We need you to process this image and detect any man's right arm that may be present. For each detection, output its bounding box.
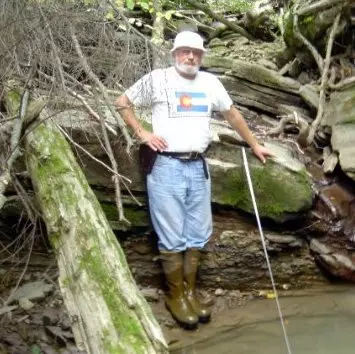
[114,94,167,151]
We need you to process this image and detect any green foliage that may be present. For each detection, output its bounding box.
[207,0,253,13]
[30,345,42,354]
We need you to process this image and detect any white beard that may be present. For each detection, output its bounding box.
[175,62,200,76]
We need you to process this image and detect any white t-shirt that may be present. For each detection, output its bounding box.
[125,66,233,152]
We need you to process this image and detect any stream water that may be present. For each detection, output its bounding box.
[171,285,355,354]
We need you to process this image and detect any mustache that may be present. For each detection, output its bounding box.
[175,62,200,75]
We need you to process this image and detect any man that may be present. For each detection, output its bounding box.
[115,31,272,329]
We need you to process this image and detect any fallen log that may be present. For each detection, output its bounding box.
[24,116,168,354]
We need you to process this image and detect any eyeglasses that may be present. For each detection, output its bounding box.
[176,48,204,57]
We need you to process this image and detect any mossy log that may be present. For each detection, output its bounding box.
[24,119,168,354]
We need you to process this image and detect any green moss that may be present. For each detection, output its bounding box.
[101,203,150,230]
[25,121,158,352]
[49,232,62,250]
[213,159,312,221]
[79,246,148,353]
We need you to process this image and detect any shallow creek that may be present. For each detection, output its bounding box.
[169,285,355,354]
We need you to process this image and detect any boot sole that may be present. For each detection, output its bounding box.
[165,303,199,330]
[199,314,211,324]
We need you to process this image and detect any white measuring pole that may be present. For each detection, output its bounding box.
[242,147,292,354]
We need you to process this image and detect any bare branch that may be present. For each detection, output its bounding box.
[56,124,131,185]
[184,0,255,40]
[328,75,355,90]
[307,13,341,145]
[37,3,66,90]
[69,26,133,152]
[3,226,36,306]
[1,66,35,211]
[293,12,324,74]
[297,0,348,16]
[37,70,117,136]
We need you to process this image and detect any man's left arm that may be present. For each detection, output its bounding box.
[222,105,273,164]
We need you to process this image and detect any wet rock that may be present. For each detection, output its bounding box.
[317,253,355,281]
[45,325,73,347]
[8,280,54,304]
[311,238,355,281]
[310,239,332,255]
[42,308,60,326]
[19,298,35,311]
[322,151,338,175]
[140,287,160,302]
[266,232,304,248]
[297,71,312,85]
[132,243,152,255]
[299,84,319,110]
[215,288,225,296]
[0,305,18,315]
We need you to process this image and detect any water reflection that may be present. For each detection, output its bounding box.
[171,286,355,354]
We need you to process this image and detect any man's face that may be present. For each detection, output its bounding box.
[173,47,204,77]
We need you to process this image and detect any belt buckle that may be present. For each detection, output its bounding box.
[189,151,199,159]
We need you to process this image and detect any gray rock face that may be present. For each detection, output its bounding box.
[202,55,311,118]
[322,87,355,181]
[331,125,355,180]
[54,110,313,223]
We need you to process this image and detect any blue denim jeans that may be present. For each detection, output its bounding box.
[147,155,212,252]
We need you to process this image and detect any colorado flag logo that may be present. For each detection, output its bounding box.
[175,92,209,113]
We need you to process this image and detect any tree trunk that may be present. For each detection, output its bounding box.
[24,118,168,354]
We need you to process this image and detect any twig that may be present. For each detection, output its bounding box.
[3,226,36,306]
[306,13,341,145]
[56,125,131,184]
[12,175,37,222]
[0,221,29,261]
[69,27,133,152]
[267,112,309,137]
[38,4,66,90]
[0,171,11,210]
[293,12,324,74]
[57,122,140,216]
[1,66,35,211]
[297,0,348,16]
[183,0,255,40]
[63,72,94,96]
[278,60,293,76]
[107,0,156,45]
[328,75,355,90]
[38,69,118,136]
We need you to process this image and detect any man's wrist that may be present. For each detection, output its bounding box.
[134,126,145,140]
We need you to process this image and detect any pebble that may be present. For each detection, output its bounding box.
[19,298,35,311]
[215,288,225,296]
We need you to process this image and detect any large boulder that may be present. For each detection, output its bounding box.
[207,139,313,222]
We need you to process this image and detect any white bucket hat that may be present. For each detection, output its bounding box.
[170,31,207,53]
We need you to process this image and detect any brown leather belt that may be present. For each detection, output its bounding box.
[158,151,209,179]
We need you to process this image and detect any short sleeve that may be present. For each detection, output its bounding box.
[125,72,154,108]
[211,76,233,112]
